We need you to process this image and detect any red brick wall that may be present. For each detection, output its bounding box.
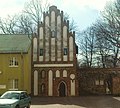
[113,77,120,95]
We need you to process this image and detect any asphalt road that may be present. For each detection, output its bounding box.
[31,96,120,108]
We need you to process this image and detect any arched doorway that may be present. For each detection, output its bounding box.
[58,82,66,97]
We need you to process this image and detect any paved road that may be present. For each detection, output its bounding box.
[31,96,120,108]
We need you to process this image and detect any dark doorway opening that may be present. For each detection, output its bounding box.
[59,82,66,97]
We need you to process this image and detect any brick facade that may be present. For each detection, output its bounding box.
[113,77,120,95]
[31,6,78,96]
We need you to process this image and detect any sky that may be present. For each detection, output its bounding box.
[0,0,114,31]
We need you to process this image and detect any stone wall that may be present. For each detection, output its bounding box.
[78,68,120,95]
[112,77,120,95]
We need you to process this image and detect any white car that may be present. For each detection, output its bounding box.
[0,91,31,108]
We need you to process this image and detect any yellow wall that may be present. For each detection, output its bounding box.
[0,49,31,95]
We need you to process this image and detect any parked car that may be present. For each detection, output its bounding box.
[0,91,31,108]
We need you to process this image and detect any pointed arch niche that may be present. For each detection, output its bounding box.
[33,38,37,61]
[58,81,67,96]
[69,36,73,61]
[45,16,50,61]
[56,70,60,77]
[63,70,67,77]
[34,70,38,96]
[48,70,53,96]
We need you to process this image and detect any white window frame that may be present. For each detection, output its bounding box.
[95,79,104,85]
[9,57,18,67]
[9,79,18,90]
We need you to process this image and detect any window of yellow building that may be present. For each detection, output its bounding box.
[9,57,18,67]
[8,79,18,90]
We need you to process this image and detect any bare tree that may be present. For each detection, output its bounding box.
[0,15,17,34]
[79,27,96,67]
[0,0,50,35]
[15,14,34,34]
[93,0,120,67]
[101,0,120,46]
[0,14,34,35]
[23,0,50,33]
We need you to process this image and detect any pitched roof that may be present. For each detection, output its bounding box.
[0,34,31,53]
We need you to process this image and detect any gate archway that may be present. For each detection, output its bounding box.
[58,82,67,97]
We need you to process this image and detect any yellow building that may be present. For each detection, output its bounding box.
[0,34,31,95]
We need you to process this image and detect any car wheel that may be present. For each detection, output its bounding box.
[15,105,20,108]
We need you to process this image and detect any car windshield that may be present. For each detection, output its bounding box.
[1,92,20,99]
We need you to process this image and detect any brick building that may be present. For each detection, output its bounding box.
[31,6,78,96]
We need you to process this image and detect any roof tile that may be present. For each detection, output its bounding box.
[0,34,31,53]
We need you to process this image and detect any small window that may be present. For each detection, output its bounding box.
[40,49,43,56]
[95,79,104,85]
[9,57,18,67]
[64,48,68,55]
[100,80,104,85]
[8,79,18,90]
[95,80,99,85]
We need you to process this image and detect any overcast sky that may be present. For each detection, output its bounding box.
[0,0,114,31]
